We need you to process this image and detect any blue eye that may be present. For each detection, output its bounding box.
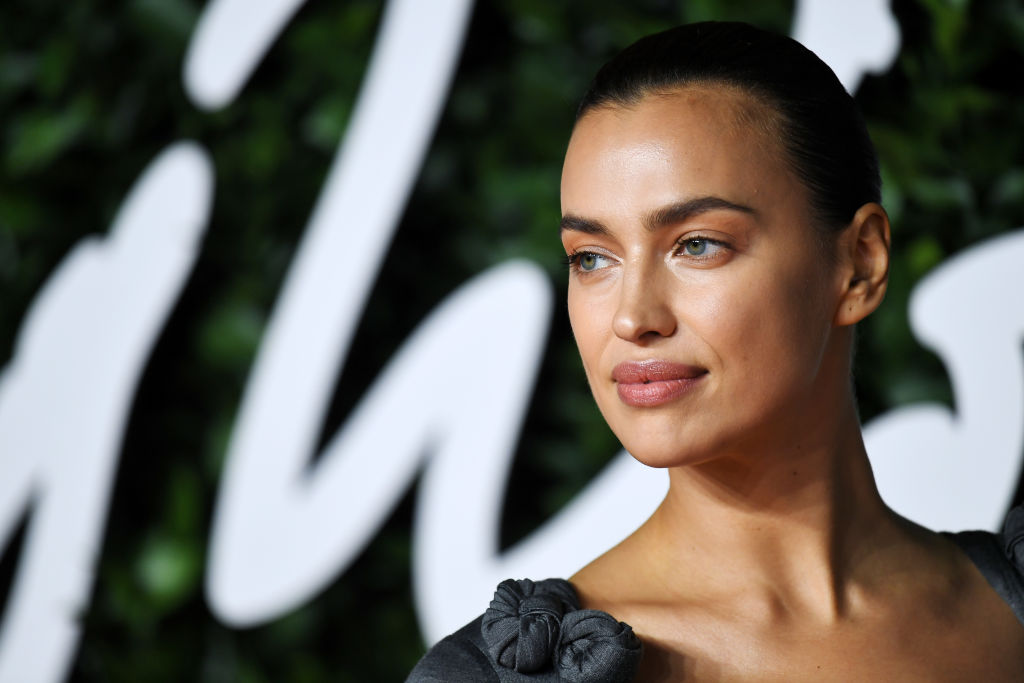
[684,239,708,255]
[677,237,726,259]
[567,251,611,273]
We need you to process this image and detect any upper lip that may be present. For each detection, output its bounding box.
[612,360,707,384]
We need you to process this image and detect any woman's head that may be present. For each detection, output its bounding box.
[576,21,881,244]
[560,23,890,467]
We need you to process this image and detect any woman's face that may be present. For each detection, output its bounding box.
[560,88,849,468]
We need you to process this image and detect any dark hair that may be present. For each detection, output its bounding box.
[576,21,881,234]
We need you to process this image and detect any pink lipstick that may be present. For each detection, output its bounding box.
[612,360,707,407]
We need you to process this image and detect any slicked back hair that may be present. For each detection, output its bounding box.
[576,22,881,237]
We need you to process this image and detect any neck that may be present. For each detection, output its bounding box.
[644,398,897,622]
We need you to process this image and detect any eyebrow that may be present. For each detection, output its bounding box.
[560,196,756,235]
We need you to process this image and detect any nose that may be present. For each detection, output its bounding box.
[611,266,677,343]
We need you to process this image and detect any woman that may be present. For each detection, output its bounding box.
[409,21,1024,682]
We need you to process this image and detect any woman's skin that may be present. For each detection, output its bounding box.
[560,87,1024,681]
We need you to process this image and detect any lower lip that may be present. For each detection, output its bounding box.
[616,376,704,407]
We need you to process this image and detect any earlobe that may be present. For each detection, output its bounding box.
[834,202,891,327]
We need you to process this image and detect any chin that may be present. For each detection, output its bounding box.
[616,429,722,470]
[626,448,719,470]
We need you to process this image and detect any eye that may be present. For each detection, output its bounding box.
[566,250,613,273]
[683,239,708,255]
[676,236,727,260]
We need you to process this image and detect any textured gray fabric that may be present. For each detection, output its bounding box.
[407,616,513,682]
[556,609,643,683]
[483,579,577,673]
[407,579,641,682]
[945,505,1024,626]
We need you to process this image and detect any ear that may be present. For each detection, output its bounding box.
[834,202,890,327]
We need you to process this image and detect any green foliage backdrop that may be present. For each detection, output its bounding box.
[1,0,1023,680]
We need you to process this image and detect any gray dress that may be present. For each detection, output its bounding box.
[407,506,1024,682]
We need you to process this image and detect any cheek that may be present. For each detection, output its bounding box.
[680,283,759,377]
[567,286,599,366]
[568,282,618,386]
[683,264,832,379]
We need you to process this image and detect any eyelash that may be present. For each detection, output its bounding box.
[564,236,730,274]
[563,252,586,268]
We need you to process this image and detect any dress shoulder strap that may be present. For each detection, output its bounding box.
[945,505,1024,626]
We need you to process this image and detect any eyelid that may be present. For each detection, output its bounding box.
[564,242,617,260]
[677,228,731,243]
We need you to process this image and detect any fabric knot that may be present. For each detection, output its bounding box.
[556,609,643,683]
[1003,505,1024,568]
[519,593,564,618]
[481,578,578,673]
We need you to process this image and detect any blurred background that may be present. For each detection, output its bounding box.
[2,0,1023,680]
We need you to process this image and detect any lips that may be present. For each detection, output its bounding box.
[612,360,707,407]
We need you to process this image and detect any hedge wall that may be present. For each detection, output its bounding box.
[2,1,1023,680]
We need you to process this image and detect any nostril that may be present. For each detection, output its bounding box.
[612,276,677,342]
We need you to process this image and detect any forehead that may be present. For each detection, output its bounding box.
[561,87,796,216]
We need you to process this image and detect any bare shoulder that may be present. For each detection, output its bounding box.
[569,524,667,614]
[570,518,1024,681]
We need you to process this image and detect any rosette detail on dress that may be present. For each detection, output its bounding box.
[557,609,642,683]
[481,578,642,681]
